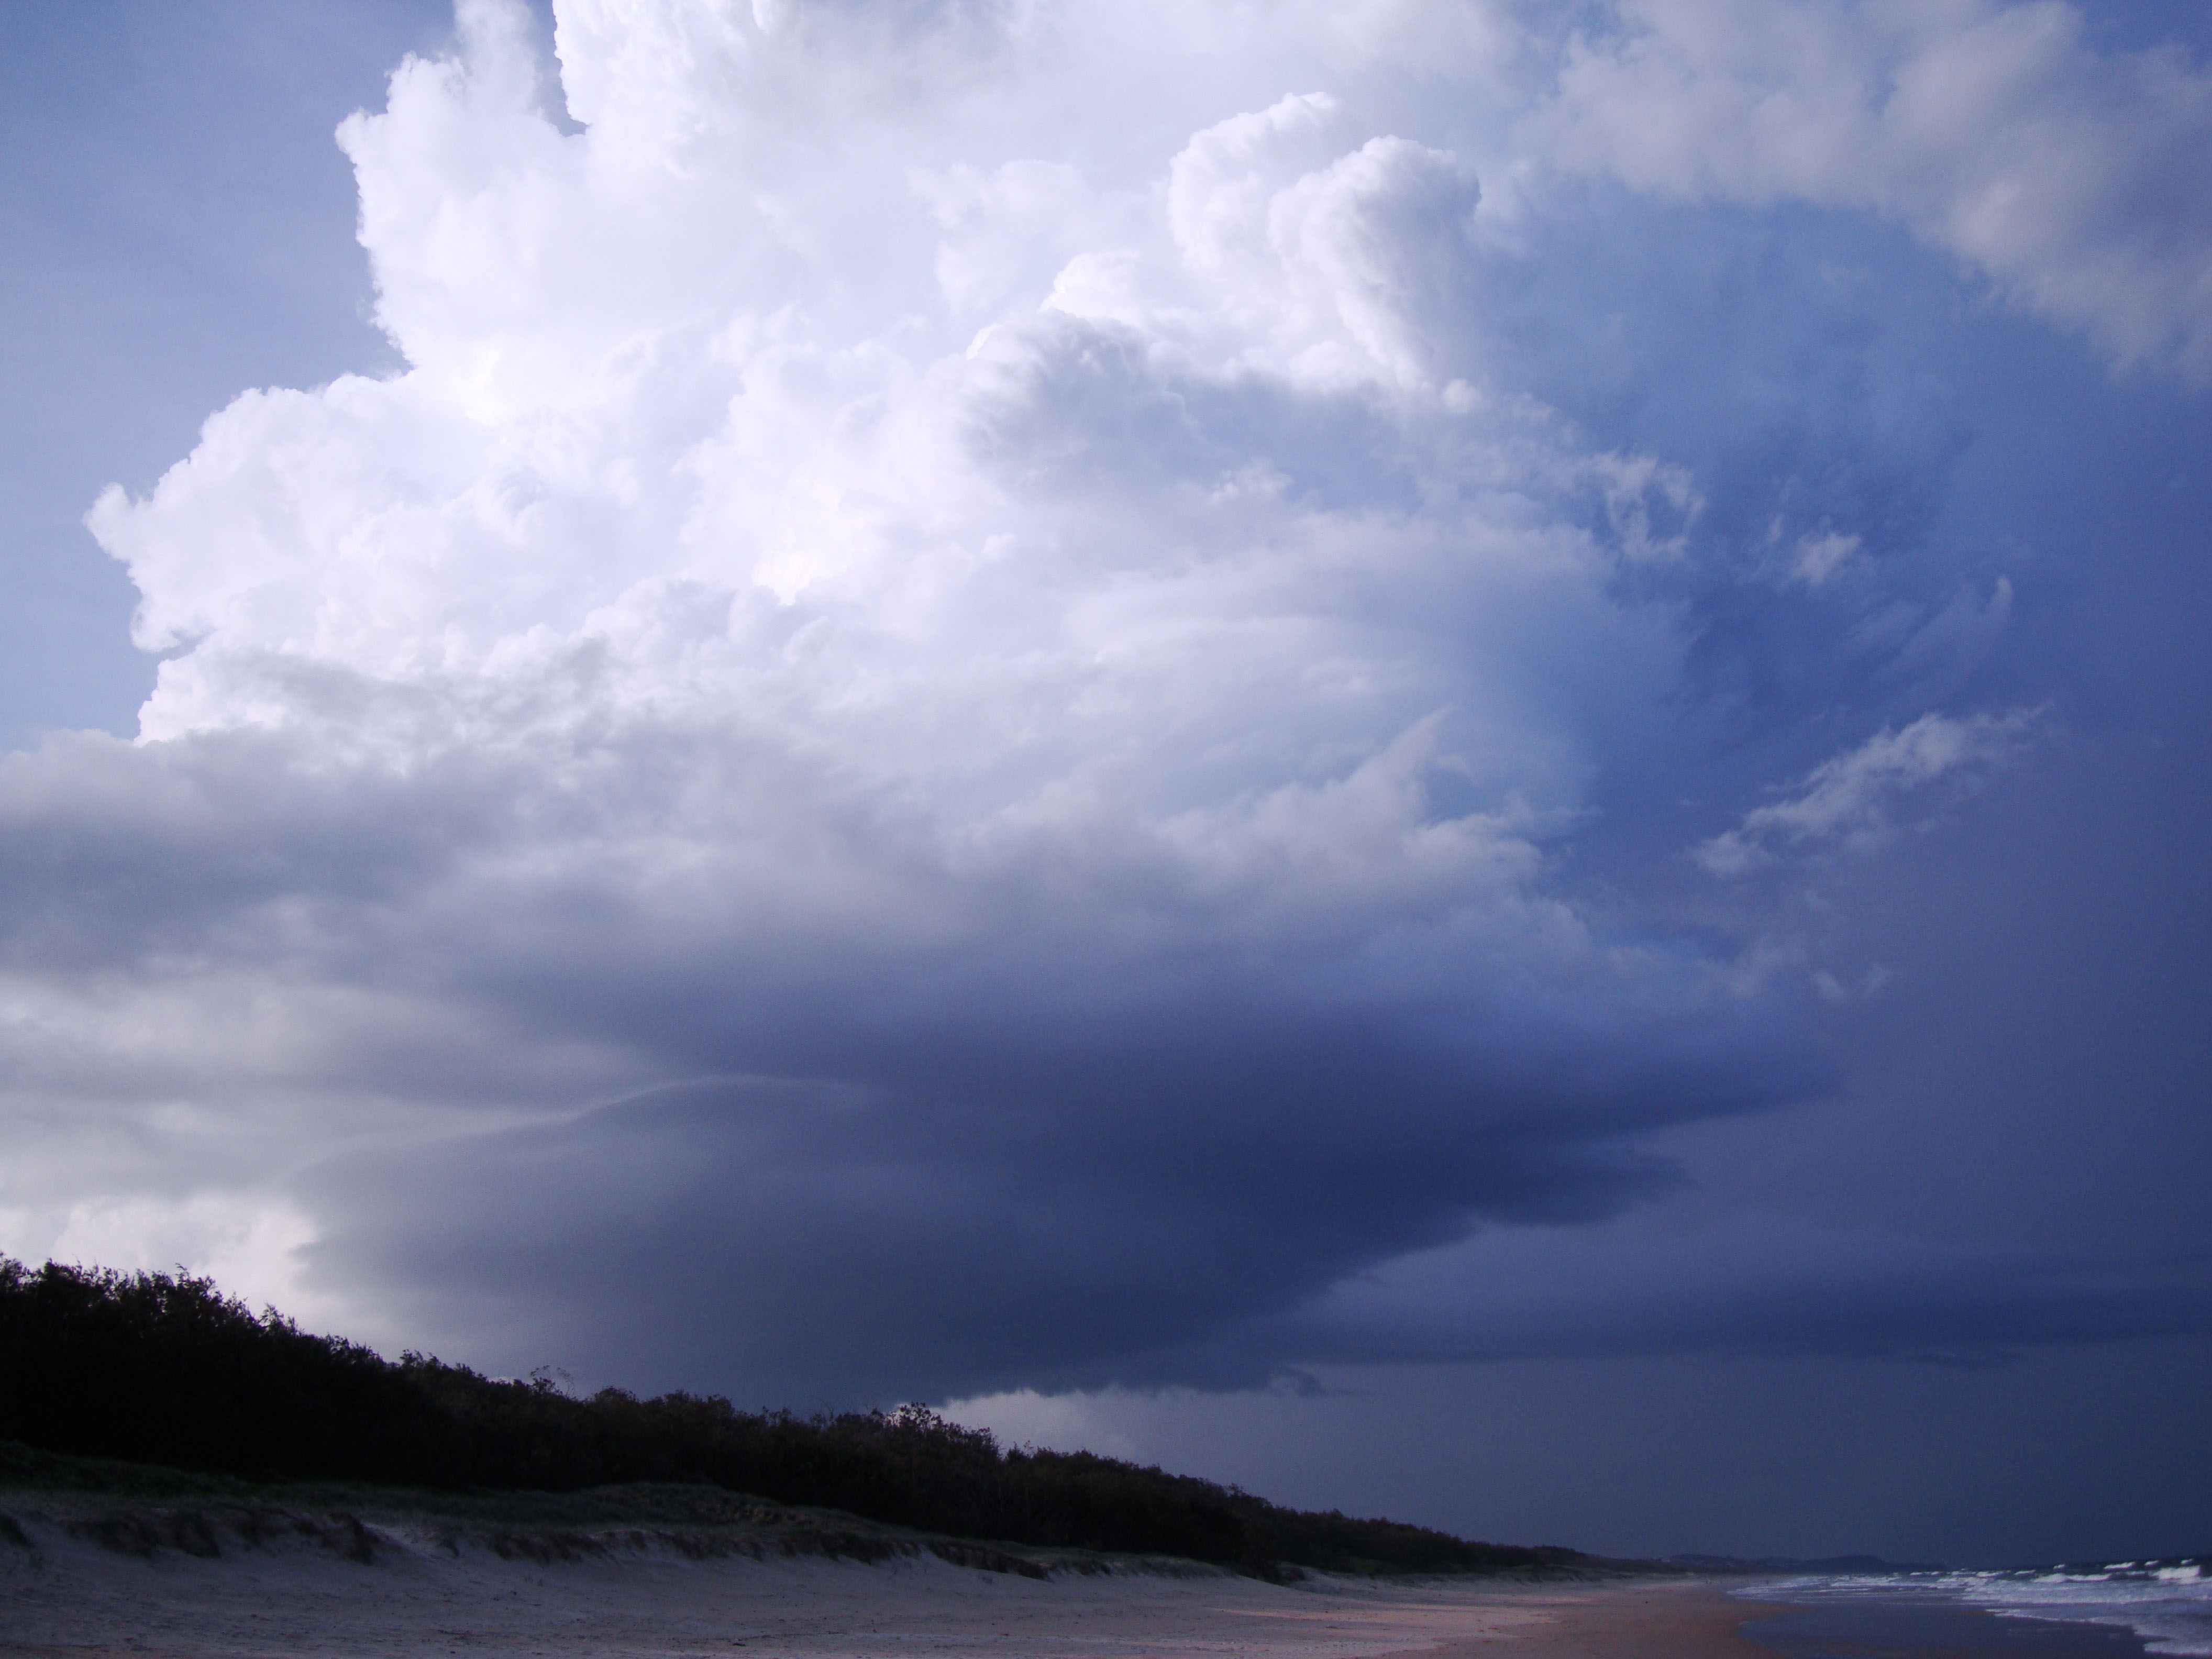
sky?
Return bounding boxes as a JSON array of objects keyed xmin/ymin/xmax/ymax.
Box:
[{"xmin": 2, "ymin": 0, "xmax": 2208, "ymax": 1569}]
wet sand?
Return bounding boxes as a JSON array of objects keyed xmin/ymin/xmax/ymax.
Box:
[
  {"xmin": 1467, "ymin": 1579, "xmax": 1801, "ymax": 1659},
  {"xmin": 1734, "ymin": 1598, "xmax": 2156, "ymax": 1659}
]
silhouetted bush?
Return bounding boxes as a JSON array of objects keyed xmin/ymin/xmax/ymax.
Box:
[{"xmin": 0, "ymin": 1257, "xmax": 1584, "ymax": 1577}]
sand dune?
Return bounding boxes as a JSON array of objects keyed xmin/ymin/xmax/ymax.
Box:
[{"xmin": 0, "ymin": 1489, "xmax": 1777, "ymax": 1659}]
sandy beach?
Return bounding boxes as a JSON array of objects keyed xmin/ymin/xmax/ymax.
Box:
[
  {"xmin": 1, "ymin": 1570, "xmax": 1791, "ymax": 1659},
  {"xmin": 0, "ymin": 1488, "xmax": 1798, "ymax": 1659}
]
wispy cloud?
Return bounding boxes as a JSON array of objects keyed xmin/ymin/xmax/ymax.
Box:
[{"xmin": 1698, "ymin": 709, "xmax": 2043, "ymax": 876}]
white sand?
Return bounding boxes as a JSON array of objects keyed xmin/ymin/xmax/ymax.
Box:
[{"xmin": 0, "ymin": 1495, "xmax": 1572, "ymax": 1659}]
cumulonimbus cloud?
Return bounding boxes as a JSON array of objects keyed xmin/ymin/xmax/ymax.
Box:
[{"xmin": 2, "ymin": 0, "xmax": 2200, "ymax": 1395}]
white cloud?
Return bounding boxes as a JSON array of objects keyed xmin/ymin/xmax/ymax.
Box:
[
  {"xmin": 1541, "ymin": 0, "xmax": 2212, "ymax": 381},
  {"xmin": 1789, "ymin": 529, "xmax": 1860, "ymax": 588},
  {"xmin": 1698, "ymin": 708, "xmax": 2041, "ymax": 875}
]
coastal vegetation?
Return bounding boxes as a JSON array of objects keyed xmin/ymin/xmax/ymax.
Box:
[{"xmin": 0, "ymin": 1257, "xmax": 1592, "ymax": 1579}]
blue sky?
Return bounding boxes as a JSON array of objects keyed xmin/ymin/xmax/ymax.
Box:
[{"xmin": 2, "ymin": 0, "xmax": 2208, "ymax": 1566}]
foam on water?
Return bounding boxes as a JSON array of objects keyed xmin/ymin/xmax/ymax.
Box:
[{"xmin": 1743, "ymin": 1557, "xmax": 2212, "ymax": 1656}]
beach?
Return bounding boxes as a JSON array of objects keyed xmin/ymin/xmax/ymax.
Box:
[
  {"xmin": 1, "ymin": 1491, "xmax": 2183, "ymax": 1659},
  {"xmin": 0, "ymin": 1489, "xmax": 1762, "ymax": 1659},
  {"xmin": 0, "ymin": 1547, "xmax": 1775, "ymax": 1659}
]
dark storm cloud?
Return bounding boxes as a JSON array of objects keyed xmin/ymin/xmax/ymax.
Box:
[
  {"xmin": 0, "ymin": 702, "xmax": 1819, "ymax": 1398},
  {"xmin": 295, "ymin": 989, "xmax": 1811, "ymax": 1399},
  {"xmin": 1270, "ymin": 1219, "xmax": 2212, "ymax": 1368}
]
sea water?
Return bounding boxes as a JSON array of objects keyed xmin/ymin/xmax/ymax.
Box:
[{"xmin": 1740, "ymin": 1558, "xmax": 2212, "ymax": 1657}]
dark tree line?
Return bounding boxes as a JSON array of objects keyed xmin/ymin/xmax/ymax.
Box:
[{"xmin": 0, "ymin": 1258, "xmax": 1586, "ymax": 1577}]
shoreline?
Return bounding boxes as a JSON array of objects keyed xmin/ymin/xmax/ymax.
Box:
[
  {"xmin": 6, "ymin": 1495, "xmax": 2166, "ymax": 1659},
  {"xmin": 1468, "ymin": 1579, "xmax": 2165, "ymax": 1659},
  {"xmin": 1734, "ymin": 1594, "xmax": 2160, "ymax": 1659}
]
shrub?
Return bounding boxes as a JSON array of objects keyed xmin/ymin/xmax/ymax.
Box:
[{"xmin": 0, "ymin": 1257, "xmax": 1580, "ymax": 1577}]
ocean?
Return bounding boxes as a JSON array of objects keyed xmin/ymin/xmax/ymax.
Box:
[{"xmin": 1738, "ymin": 1558, "xmax": 2212, "ymax": 1659}]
